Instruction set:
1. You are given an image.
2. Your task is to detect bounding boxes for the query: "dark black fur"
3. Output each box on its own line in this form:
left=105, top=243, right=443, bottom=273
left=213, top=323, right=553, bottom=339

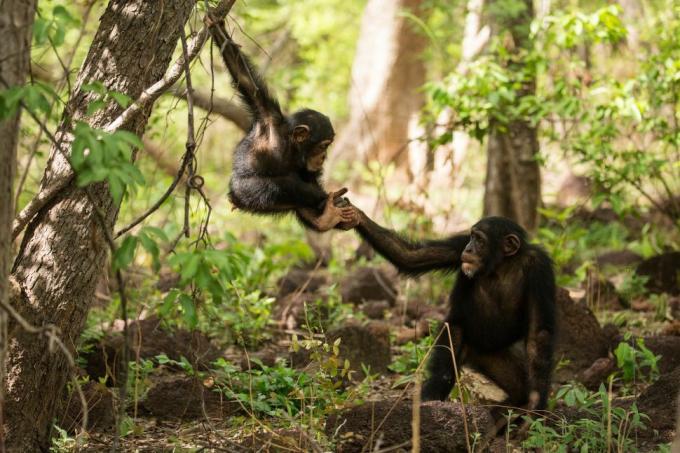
left=208, top=21, right=334, bottom=221
left=356, top=214, right=556, bottom=409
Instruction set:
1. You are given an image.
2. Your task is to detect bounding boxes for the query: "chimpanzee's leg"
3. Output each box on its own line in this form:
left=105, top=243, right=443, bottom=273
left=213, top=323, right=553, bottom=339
left=466, top=344, right=529, bottom=408
left=421, top=320, right=465, bottom=401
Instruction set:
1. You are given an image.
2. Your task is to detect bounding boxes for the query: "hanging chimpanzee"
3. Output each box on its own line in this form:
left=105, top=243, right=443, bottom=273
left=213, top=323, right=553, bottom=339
left=352, top=211, right=556, bottom=410
left=206, top=17, right=355, bottom=231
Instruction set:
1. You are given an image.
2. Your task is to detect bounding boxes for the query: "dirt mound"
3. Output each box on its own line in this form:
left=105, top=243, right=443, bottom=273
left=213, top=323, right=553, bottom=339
left=638, top=366, right=680, bottom=432
left=579, top=357, right=616, bottom=390
left=582, top=270, right=627, bottom=310
left=643, top=335, right=680, bottom=374
left=635, top=252, right=680, bottom=295
left=273, top=292, right=325, bottom=330
left=595, top=250, right=642, bottom=268
left=326, top=399, right=493, bottom=453
left=361, top=300, right=391, bottom=319
left=82, top=316, right=221, bottom=385
left=237, top=428, right=320, bottom=452
left=340, top=266, right=398, bottom=305
left=142, top=375, right=238, bottom=420
left=554, top=288, right=609, bottom=382
left=277, top=268, right=328, bottom=297
left=328, top=322, right=391, bottom=376
left=61, top=381, right=116, bottom=432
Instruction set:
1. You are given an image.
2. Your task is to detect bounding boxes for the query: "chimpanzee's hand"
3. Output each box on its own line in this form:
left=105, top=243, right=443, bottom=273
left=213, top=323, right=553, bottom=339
left=336, top=206, right=361, bottom=230
left=314, top=190, right=353, bottom=231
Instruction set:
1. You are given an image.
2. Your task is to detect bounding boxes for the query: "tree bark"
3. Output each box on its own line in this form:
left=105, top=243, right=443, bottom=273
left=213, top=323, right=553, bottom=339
left=482, top=0, right=541, bottom=231
left=0, top=1, right=37, bottom=449
left=5, top=1, right=193, bottom=450
left=332, top=0, right=428, bottom=166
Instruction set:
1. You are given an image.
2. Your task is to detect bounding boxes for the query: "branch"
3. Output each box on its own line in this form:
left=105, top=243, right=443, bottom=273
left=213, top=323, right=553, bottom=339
left=172, top=86, right=250, bottom=132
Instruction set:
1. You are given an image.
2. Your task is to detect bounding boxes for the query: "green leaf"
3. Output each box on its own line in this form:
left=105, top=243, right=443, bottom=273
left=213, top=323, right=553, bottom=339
left=138, top=232, right=161, bottom=272
left=86, top=99, right=107, bottom=116
left=180, top=253, right=201, bottom=283
left=179, top=294, right=198, bottom=329
left=81, top=81, right=106, bottom=95
left=108, top=176, right=125, bottom=204
left=109, top=91, right=132, bottom=108
left=114, top=130, right=143, bottom=148
left=113, top=236, right=138, bottom=271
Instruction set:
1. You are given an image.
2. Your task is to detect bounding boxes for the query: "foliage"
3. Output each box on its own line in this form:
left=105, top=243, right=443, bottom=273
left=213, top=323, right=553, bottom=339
left=50, top=425, right=79, bottom=453
left=425, top=3, right=680, bottom=220
left=212, top=336, right=354, bottom=422
left=613, top=334, right=660, bottom=384
left=388, top=336, right=433, bottom=387
left=233, top=0, right=364, bottom=116
left=524, top=382, right=648, bottom=451
left=159, top=237, right=312, bottom=345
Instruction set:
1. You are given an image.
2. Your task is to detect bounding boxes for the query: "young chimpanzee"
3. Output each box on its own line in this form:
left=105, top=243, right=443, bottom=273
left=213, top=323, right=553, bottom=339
left=352, top=211, right=556, bottom=410
left=206, top=18, right=355, bottom=231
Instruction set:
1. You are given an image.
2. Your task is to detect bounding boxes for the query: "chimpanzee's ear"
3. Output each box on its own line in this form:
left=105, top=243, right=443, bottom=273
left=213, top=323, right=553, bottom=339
left=503, top=234, right=521, bottom=256
left=292, top=125, right=310, bottom=144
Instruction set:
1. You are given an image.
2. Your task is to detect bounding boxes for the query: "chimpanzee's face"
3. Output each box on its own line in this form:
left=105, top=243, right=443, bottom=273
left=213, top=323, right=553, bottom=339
left=461, top=228, right=487, bottom=278
left=460, top=219, right=522, bottom=279
left=305, top=139, right=332, bottom=172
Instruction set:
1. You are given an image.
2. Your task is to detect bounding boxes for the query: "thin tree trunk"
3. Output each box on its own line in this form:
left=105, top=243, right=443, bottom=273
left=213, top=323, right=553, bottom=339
left=5, top=1, right=193, bottom=450
left=332, top=0, right=427, bottom=166
left=0, top=1, right=37, bottom=450
left=483, top=0, right=541, bottom=231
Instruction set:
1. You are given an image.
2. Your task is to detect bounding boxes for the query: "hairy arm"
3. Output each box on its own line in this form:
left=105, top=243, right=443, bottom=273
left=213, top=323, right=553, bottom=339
left=525, top=250, right=557, bottom=410
left=355, top=210, right=468, bottom=276
left=207, top=20, right=284, bottom=127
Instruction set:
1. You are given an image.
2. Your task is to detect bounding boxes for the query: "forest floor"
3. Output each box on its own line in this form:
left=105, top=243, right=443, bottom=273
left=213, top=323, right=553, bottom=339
left=57, top=211, right=679, bottom=452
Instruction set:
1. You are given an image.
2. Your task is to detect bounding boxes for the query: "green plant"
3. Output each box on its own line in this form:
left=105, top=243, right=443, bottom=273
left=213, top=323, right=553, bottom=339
left=50, top=425, right=78, bottom=453
left=524, top=382, right=648, bottom=451
left=388, top=336, right=433, bottom=387
left=614, top=335, right=660, bottom=384
left=618, top=271, right=650, bottom=301
left=212, top=336, right=353, bottom=424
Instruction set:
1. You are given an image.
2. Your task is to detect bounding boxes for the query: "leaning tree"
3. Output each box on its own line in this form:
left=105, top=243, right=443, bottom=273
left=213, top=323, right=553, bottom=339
left=3, top=1, right=236, bottom=449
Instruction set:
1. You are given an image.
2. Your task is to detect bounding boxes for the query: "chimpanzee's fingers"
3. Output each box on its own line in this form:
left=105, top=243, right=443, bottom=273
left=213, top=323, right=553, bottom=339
left=331, top=187, right=348, bottom=198
left=334, top=197, right=350, bottom=208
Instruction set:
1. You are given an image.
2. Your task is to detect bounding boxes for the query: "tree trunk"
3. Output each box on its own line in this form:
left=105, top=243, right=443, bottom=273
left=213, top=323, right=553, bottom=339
left=482, top=0, right=541, bottom=231
left=5, top=1, right=193, bottom=450
left=332, top=0, right=428, bottom=166
left=0, top=1, right=37, bottom=449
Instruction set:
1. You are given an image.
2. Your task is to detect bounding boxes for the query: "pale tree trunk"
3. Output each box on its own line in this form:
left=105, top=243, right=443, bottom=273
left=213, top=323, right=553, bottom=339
left=0, top=1, right=37, bottom=449
left=5, top=1, right=193, bottom=450
left=333, top=0, right=428, bottom=166
left=419, top=0, right=488, bottom=226
left=618, top=0, right=643, bottom=51
left=483, top=0, right=541, bottom=231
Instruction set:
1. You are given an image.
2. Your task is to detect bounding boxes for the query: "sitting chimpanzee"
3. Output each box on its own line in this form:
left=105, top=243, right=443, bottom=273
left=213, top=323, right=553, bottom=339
left=352, top=210, right=556, bottom=410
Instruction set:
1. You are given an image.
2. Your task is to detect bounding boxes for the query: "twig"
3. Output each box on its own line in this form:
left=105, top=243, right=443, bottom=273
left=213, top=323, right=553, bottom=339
left=444, top=323, right=472, bottom=453
left=114, top=151, right=192, bottom=238
left=179, top=22, right=198, bottom=239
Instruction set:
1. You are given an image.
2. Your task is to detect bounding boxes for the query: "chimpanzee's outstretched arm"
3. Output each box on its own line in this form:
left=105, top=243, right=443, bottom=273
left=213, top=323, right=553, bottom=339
left=524, top=251, right=556, bottom=410
left=207, top=20, right=285, bottom=128
left=355, top=210, right=468, bottom=276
